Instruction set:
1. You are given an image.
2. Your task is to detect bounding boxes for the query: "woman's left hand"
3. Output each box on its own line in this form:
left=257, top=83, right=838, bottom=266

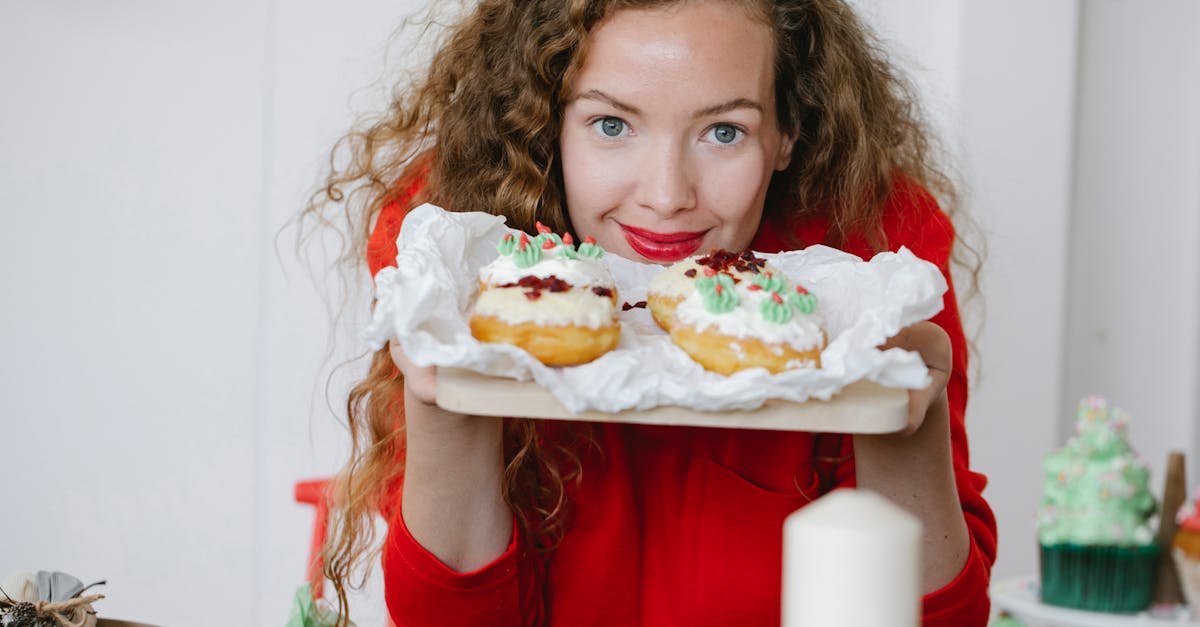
left=878, top=320, right=952, bottom=436
left=855, top=319, right=968, bottom=593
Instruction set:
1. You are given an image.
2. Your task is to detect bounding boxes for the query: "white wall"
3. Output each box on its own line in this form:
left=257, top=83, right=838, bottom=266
left=2, top=2, right=1198, bottom=625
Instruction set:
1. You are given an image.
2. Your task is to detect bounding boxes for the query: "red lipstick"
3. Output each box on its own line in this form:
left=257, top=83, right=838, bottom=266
left=619, top=224, right=707, bottom=263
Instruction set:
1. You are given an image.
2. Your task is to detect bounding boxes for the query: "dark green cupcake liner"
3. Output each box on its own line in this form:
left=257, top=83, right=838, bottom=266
left=1039, top=543, right=1160, bottom=613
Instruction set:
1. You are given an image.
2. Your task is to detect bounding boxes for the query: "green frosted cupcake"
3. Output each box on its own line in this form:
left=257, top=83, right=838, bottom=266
left=1035, top=396, right=1159, bottom=613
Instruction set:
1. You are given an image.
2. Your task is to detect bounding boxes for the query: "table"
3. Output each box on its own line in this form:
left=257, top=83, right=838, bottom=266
left=991, top=576, right=1197, bottom=626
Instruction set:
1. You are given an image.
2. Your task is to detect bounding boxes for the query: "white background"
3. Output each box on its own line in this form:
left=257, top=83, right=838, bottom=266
left=1, top=1, right=1197, bottom=625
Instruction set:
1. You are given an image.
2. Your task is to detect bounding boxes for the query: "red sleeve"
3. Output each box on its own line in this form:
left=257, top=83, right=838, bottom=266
left=381, top=504, right=544, bottom=627
left=366, top=159, right=432, bottom=278
left=829, top=181, right=998, bottom=626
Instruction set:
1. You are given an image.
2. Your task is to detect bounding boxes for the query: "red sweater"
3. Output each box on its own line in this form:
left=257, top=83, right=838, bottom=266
left=367, top=180, right=997, bottom=626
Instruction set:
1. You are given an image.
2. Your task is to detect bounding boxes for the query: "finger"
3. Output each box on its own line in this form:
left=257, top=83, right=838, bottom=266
left=389, top=340, right=439, bottom=405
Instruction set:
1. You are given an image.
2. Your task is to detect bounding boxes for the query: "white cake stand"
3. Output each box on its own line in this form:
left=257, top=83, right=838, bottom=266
left=991, top=576, right=1198, bottom=626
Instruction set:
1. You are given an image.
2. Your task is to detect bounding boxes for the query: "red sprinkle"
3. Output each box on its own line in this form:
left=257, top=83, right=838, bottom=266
left=542, top=239, right=556, bottom=249
left=771, top=292, right=783, bottom=304
left=703, top=267, right=717, bottom=277
left=503, top=233, right=514, bottom=242
left=563, top=233, right=574, bottom=245
left=536, top=221, right=552, bottom=234
left=747, top=284, right=762, bottom=291
left=684, top=268, right=697, bottom=278
left=796, top=285, right=809, bottom=294
left=518, top=233, right=530, bottom=250
left=583, top=236, right=597, bottom=245
left=714, top=284, right=723, bottom=295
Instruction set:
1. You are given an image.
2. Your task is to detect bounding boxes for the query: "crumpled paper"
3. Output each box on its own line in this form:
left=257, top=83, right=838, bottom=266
left=365, top=204, right=947, bottom=413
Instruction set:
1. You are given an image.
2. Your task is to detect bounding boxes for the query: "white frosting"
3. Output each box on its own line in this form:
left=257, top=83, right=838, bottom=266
left=478, top=243, right=614, bottom=288
left=675, top=286, right=824, bottom=351
left=474, top=286, right=617, bottom=328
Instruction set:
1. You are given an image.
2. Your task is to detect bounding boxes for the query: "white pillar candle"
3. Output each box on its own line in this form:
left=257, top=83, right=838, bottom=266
left=782, top=489, right=922, bottom=627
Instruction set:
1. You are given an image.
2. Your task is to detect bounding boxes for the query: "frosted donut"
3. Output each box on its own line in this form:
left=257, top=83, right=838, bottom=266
left=649, top=250, right=825, bottom=375
left=470, top=224, right=619, bottom=366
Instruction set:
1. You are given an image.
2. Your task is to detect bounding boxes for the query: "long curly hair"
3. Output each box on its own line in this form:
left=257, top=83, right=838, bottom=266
left=301, top=0, right=982, bottom=621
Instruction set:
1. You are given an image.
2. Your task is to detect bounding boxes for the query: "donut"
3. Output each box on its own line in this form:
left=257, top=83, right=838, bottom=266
left=470, top=223, right=619, bottom=366
left=648, top=250, right=825, bottom=375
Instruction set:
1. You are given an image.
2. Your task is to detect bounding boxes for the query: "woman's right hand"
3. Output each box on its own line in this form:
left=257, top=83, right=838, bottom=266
left=389, top=340, right=438, bottom=406
left=389, top=338, right=512, bottom=571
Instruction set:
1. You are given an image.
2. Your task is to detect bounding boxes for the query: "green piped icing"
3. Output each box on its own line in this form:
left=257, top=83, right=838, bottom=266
left=496, top=234, right=517, bottom=255
left=752, top=272, right=787, bottom=293
left=532, top=232, right=563, bottom=248
left=1036, top=396, right=1157, bottom=546
left=695, top=273, right=738, bottom=314
left=559, top=244, right=579, bottom=260
left=577, top=241, right=604, bottom=258
left=760, top=296, right=793, bottom=324
left=788, top=291, right=817, bottom=314
left=512, top=242, right=542, bottom=268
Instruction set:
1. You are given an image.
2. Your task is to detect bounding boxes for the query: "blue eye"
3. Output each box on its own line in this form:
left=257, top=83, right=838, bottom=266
left=708, top=124, right=742, bottom=144
left=595, top=117, right=626, bottom=137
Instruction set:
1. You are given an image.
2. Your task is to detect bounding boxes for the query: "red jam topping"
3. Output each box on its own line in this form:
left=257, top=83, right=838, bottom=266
left=592, top=286, right=614, bottom=298
left=695, top=249, right=766, bottom=274
left=621, top=300, right=647, bottom=310
left=500, top=275, right=573, bottom=300
left=684, top=268, right=697, bottom=278
left=703, top=267, right=717, bottom=277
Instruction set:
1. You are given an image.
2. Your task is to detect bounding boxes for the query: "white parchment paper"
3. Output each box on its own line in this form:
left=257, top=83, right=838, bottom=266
left=365, top=204, right=947, bottom=413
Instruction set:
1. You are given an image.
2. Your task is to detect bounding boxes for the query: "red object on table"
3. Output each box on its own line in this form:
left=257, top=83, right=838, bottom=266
left=294, top=478, right=332, bottom=600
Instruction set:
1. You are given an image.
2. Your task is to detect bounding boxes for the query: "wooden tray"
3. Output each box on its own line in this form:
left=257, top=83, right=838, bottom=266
left=436, top=368, right=909, bottom=433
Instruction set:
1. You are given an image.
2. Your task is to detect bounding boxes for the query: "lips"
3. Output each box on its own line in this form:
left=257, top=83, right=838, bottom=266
left=619, top=223, right=708, bottom=263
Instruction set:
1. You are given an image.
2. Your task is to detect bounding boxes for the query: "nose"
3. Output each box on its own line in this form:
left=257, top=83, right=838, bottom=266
left=635, top=141, right=696, bottom=218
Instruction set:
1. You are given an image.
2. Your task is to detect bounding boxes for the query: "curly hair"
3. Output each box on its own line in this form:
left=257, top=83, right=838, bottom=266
left=301, top=0, right=982, bottom=622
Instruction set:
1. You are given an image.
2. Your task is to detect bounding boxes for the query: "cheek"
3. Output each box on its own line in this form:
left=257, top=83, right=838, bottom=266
left=562, top=139, right=629, bottom=224
left=696, top=156, right=772, bottom=225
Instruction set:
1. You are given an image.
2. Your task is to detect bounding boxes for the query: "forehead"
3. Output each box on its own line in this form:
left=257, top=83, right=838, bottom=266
left=570, top=1, right=776, bottom=101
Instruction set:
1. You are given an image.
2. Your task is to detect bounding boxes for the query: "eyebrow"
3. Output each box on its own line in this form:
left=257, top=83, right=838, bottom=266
left=573, top=89, right=763, bottom=118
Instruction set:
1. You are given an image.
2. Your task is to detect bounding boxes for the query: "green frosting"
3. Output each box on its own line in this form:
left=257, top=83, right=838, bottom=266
left=752, top=272, right=787, bottom=293
left=759, top=296, right=793, bottom=324
left=512, top=241, right=542, bottom=268
left=695, top=272, right=739, bottom=314
left=1036, top=396, right=1157, bottom=546
left=559, top=244, right=579, bottom=260
left=496, top=234, right=517, bottom=255
left=577, top=241, right=604, bottom=258
left=532, top=232, right=562, bottom=248
left=788, top=291, right=817, bottom=315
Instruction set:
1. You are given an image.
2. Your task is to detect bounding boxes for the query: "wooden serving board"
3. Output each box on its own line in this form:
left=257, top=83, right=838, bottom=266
left=436, top=367, right=910, bottom=433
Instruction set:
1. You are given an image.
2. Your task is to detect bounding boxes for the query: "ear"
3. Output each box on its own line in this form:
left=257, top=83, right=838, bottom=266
left=774, top=134, right=796, bottom=171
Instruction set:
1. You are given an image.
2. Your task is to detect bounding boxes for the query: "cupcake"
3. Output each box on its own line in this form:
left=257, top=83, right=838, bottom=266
left=1175, top=489, right=1200, bottom=618
left=1035, top=396, right=1159, bottom=613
